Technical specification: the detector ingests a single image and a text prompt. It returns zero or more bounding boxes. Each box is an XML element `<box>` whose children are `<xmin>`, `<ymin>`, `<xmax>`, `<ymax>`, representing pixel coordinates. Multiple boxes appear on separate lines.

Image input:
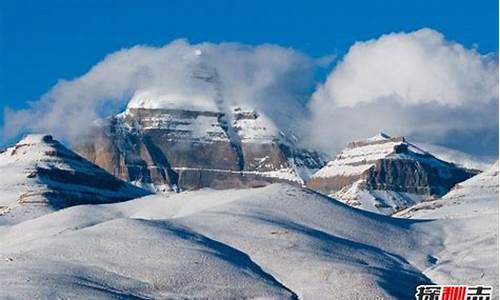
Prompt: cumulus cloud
<box><xmin>2</xmin><ymin>40</ymin><xmax>315</xmax><ymax>143</ymax></box>
<box><xmin>305</xmin><ymin>28</ymin><xmax>498</xmax><ymax>157</ymax></box>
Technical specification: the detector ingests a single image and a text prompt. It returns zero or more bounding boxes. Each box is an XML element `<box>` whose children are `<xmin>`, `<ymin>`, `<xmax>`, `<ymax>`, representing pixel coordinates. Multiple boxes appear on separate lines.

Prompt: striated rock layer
<box><xmin>307</xmin><ymin>133</ymin><xmax>478</xmax><ymax>214</ymax></box>
<box><xmin>77</xmin><ymin>107</ymin><xmax>325</xmax><ymax>192</ymax></box>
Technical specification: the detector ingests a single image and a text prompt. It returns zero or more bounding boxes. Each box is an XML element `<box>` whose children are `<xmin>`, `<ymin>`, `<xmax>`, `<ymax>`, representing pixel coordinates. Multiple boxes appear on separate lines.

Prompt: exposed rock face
<box><xmin>0</xmin><ymin>134</ymin><xmax>150</xmax><ymax>222</ymax></box>
<box><xmin>77</xmin><ymin>107</ymin><xmax>325</xmax><ymax>192</ymax></box>
<box><xmin>307</xmin><ymin>133</ymin><xmax>478</xmax><ymax>214</ymax></box>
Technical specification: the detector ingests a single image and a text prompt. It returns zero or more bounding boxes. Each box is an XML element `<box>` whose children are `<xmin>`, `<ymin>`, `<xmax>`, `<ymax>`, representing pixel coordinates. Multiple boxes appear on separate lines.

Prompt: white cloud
<box><xmin>305</xmin><ymin>28</ymin><xmax>498</xmax><ymax>156</ymax></box>
<box><xmin>2</xmin><ymin>40</ymin><xmax>315</xmax><ymax>142</ymax></box>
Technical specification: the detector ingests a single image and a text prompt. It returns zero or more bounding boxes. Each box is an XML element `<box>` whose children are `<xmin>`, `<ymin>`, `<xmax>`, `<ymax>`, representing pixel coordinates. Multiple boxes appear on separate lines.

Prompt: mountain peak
<box><xmin>308</xmin><ymin>133</ymin><xmax>477</xmax><ymax>215</ymax></box>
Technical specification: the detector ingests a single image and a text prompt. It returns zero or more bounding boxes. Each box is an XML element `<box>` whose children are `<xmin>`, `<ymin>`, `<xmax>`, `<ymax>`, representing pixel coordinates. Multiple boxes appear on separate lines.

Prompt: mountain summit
<box><xmin>307</xmin><ymin>133</ymin><xmax>478</xmax><ymax>214</ymax></box>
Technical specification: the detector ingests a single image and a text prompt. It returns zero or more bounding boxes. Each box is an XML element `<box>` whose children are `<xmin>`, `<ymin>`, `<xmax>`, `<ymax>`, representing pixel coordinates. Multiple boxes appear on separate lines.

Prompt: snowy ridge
<box><xmin>312</xmin><ymin>133</ymin><xmax>400</xmax><ymax>178</ymax></box>
<box><xmin>444</xmin><ymin>160</ymin><xmax>499</xmax><ymax>199</ymax></box>
<box><xmin>331</xmin><ymin>179</ymin><xmax>427</xmax><ymax>215</ymax></box>
<box><xmin>0</xmin><ymin>134</ymin><xmax>149</xmax><ymax>224</ymax></box>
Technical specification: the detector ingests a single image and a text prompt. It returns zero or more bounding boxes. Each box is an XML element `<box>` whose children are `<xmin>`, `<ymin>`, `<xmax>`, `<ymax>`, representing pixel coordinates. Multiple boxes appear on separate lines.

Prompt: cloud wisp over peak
<box><xmin>2</xmin><ymin>40</ymin><xmax>316</xmax><ymax>143</ymax></box>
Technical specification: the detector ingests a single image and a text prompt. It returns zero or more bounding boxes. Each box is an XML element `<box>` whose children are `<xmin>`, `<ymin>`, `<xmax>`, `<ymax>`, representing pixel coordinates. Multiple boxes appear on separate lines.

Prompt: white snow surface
<box><xmin>331</xmin><ymin>179</ymin><xmax>429</xmax><ymax>215</ymax></box>
<box><xmin>127</xmin><ymin>84</ymin><xmax>218</xmax><ymax>112</ymax></box>
<box><xmin>394</xmin><ymin>161</ymin><xmax>499</xmax><ymax>291</ymax></box>
<box><xmin>1</xmin><ymin>179</ymin><xmax>497</xmax><ymax>299</ymax></box>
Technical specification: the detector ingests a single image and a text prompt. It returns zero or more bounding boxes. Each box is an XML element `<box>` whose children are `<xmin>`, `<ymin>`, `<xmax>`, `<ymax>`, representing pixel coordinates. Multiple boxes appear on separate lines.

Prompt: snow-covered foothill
<box><xmin>0</xmin><ymin>134</ymin><xmax>149</xmax><ymax>225</ymax></box>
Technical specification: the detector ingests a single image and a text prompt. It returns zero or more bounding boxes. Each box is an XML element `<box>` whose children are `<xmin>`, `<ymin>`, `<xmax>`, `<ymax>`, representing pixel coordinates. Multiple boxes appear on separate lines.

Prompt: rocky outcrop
<box><xmin>307</xmin><ymin>133</ymin><xmax>478</xmax><ymax>214</ymax></box>
<box><xmin>77</xmin><ymin>107</ymin><xmax>325</xmax><ymax>192</ymax></box>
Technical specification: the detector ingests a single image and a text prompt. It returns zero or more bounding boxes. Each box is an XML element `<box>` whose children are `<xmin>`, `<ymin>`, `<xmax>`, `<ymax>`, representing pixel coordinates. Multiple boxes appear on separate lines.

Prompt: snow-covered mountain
<box><xmin>77</xmin><ymin>105</ymin><xmax>325</xmax><ymax>192</ymax></box>
<box><xmin>76</xmin><ymin>56</ymin><xmax>324</xmax><ymax>192</ymax></box>
<box><xmin>307</xmin><ymin>133</ymin><xmax>478</xmax><ymax>214</ymax></box>
<box><xmin>0</xmin><ymin>134</ymin><xmax>149</xmax><ymax>224</ymax></box>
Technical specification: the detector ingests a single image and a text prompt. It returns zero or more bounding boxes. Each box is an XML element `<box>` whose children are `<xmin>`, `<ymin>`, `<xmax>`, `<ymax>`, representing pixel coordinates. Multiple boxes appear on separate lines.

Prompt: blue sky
<box><xmin>0</xmin><ymin>0</ymin><xmax>498</xmax><ymax>115</ymax></box>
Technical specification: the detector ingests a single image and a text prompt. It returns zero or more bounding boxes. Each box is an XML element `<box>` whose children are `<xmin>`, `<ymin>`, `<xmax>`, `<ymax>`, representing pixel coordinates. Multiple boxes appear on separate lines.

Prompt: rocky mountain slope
<box><xmin>0</xmin><ymin>134</ymin><xmax>149</xmax><ymax>224</ymax></box>
<box><xmin>307</xmin><ymin>133</ymin><xmax>478</xmax><ymax>214</ymax></box>
<box><xmin>77</xmin><ymin>105</ymin><xmax>324</xmax><ymax>192</ymax></box>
